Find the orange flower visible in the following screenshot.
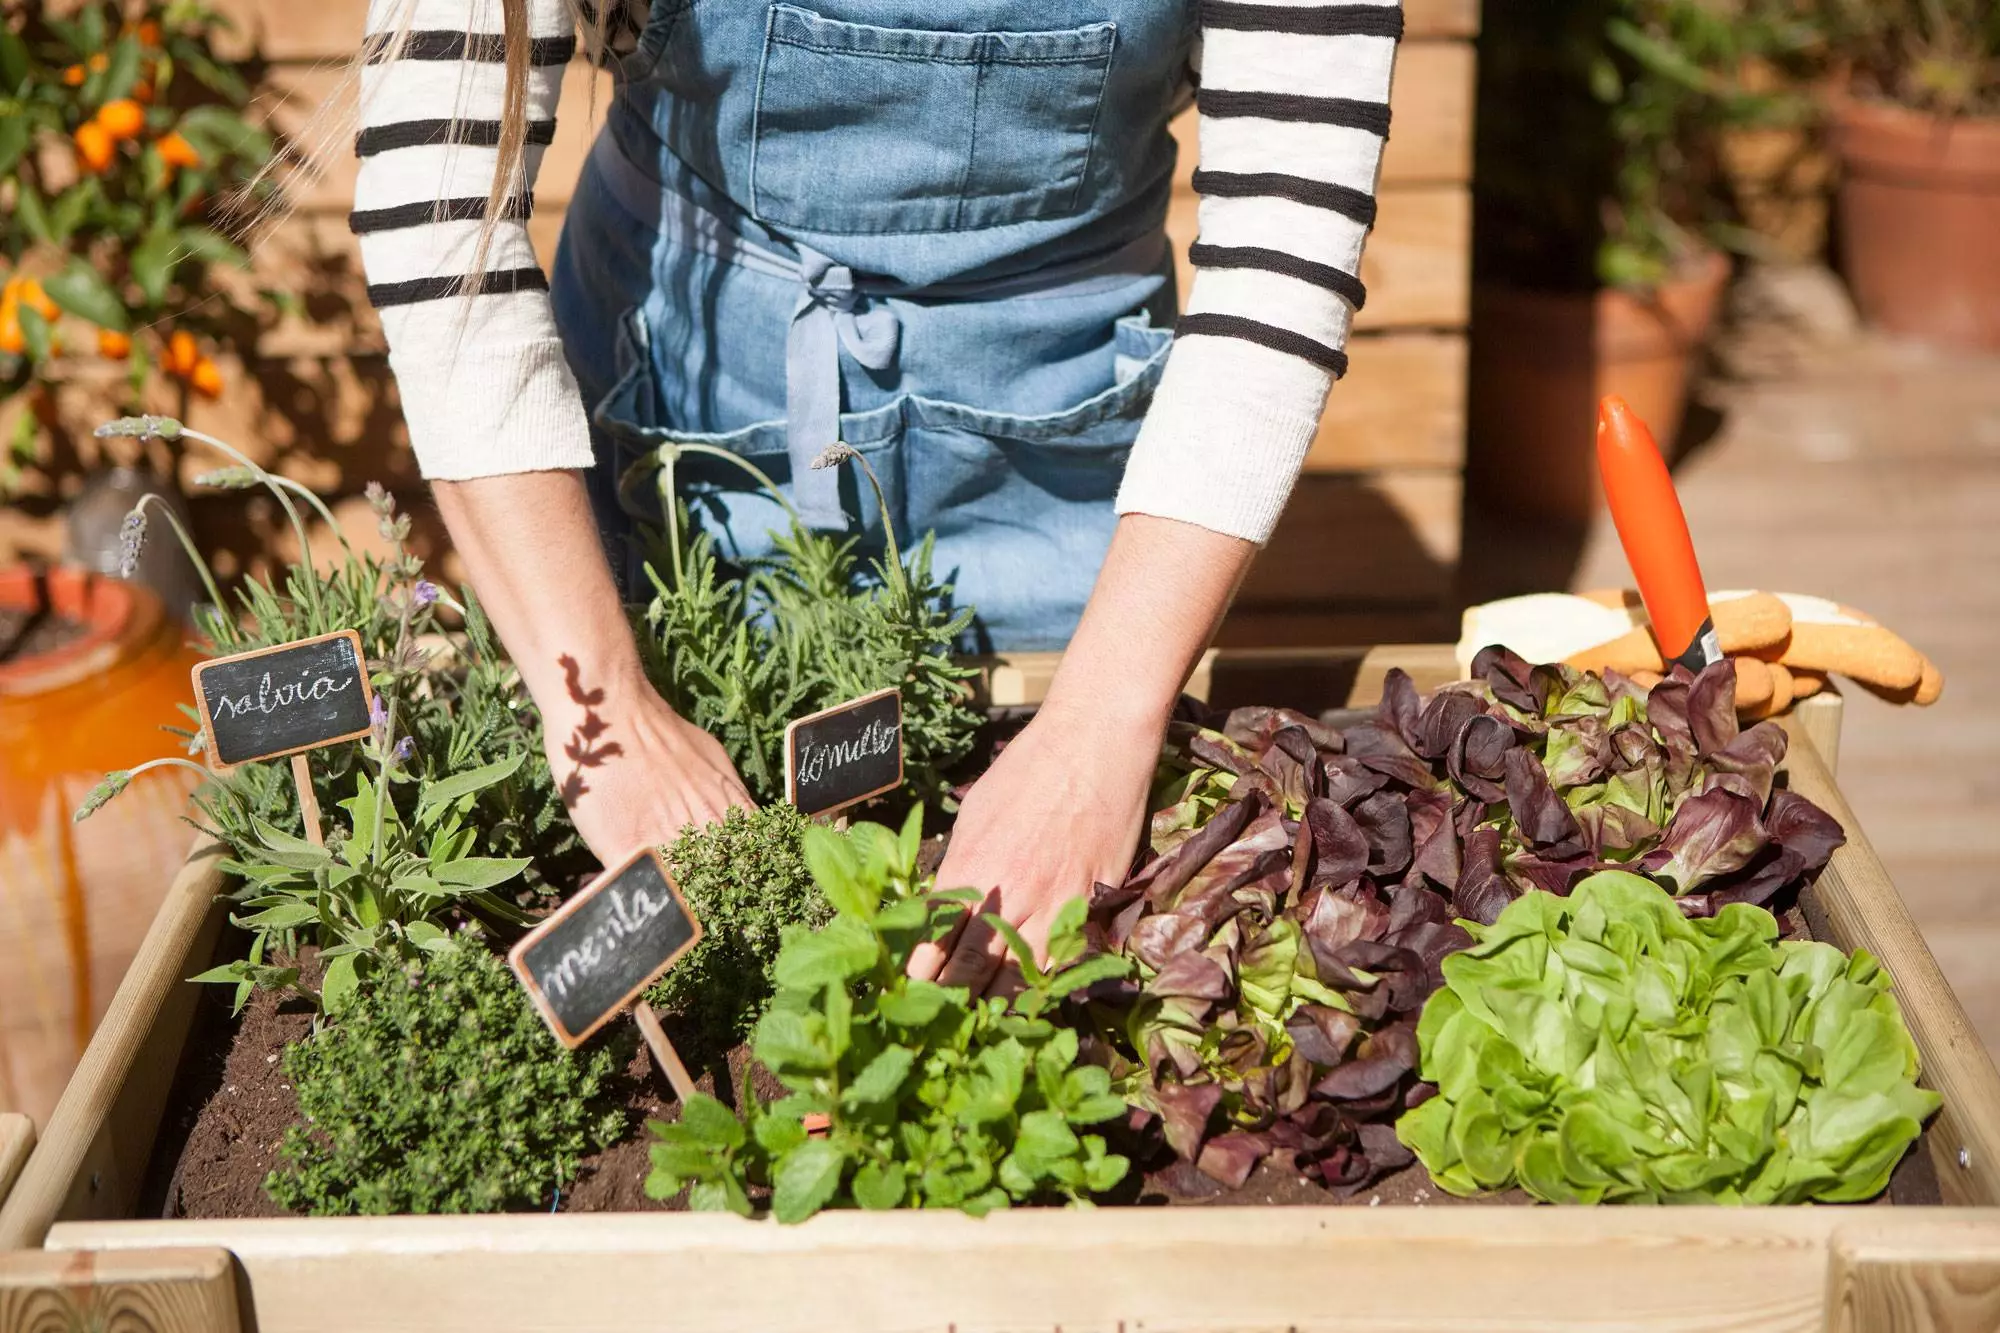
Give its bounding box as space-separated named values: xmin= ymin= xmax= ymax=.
xmin=96 ymin=328 xmax=132 ymax=359
xmin=155 ymin=131 xmax=201 ymax=169
xmin=189 ymin=357 xmax=224 ymax=400
xmin=165 ymin=329 xmax=199 ymax=377
xmin=132 ymin=76 xmax=154 ymax=104
xmin=0 ymin=306 xmax=22 ymax=357
xmin=74 ymin=120 xmax=115 ymax=173
xmin=97 ymin=99 xmax=145 ymax=141
xmin=62 ymin=64 xmax=86 ymax=86
xmin=136 ymin=20 xmax=162 ymax=46
xmin=88 ymin=52 xmax=108 ymax=73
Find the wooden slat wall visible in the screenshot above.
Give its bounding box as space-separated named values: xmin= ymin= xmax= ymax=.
xmin=8 ymin=0 xmax=1475 ymax=642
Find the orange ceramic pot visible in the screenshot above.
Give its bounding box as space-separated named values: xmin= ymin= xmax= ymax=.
xmin=0 ymin=567 xmax=204 ymax=1127
xmin=1467 ymin=249 xmax=1731 ymax=525
xmin=1833 ymin=99 xmax=2000 ymax=350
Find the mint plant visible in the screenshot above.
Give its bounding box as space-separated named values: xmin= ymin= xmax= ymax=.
xmin=634 ymin=441 xmax=979 ymax=809
xmin=645 ymin=811 xmax=1133 ymax=1221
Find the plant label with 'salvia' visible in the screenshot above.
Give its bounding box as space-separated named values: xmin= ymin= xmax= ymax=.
xmin=509 ymin=848 xmax=703 ymax=1048
xmin=191 ymin=629 xmax=375 ymax=769
xmin=785 ymin=686 xmax=904 ymax=817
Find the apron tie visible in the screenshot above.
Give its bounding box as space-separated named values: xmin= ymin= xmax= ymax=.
xmin=787 ymin=245 xmax=900 ymax=528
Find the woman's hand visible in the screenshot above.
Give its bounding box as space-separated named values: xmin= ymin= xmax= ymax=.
xmin=432 ymin=470 xmax=753 ymax=868
xmin=909 ymin=513 xmax=1259 ymax=992
xmin=540 ymin=656 xmax=754 ymax=863
xmin=909 ymin=700 xmax=1159 ymax=991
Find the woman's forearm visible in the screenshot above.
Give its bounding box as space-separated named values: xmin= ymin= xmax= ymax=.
xmin=1041 ymin=513 xmax=1256 ymax=733
xmin=431 ymin=471 xmax=647 ymax=712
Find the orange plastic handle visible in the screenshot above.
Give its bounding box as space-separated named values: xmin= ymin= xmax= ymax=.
xmin=1596 ymin=395 xmax=1714 ymax=666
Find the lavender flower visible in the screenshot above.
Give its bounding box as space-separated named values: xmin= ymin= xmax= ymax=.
xmin=369 ymin=695 xmax=389 ymax=730
xmin=117 ymin=510 xmax=148 ymax=579
xmin=412 ymin=579 xmax=439 ymax=608
xmin=73 ymin=771 xmax=132 ymax=822
xmin=810 ymin=443 xmax=857 ymax=470
xmin=392 ymin=735 xmax=416 ymax=764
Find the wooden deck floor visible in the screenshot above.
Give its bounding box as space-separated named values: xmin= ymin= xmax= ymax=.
xmin=1561 ymin=335 xmax=2000 ymax=1058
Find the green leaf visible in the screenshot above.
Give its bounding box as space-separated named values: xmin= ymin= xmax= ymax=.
xmin=431 ymin=856 xmax=531 ymax=892
xmin=851 ymin=1160 xmax=907 ymax=1210
xmin=414 ymin=753 xmax=526 ymax=825
xmin=803 ymin=823 xmax=876 ymax=921
xmin=12 ymin=186 xmax=50 ymax=246
xmin=772 ymin=916 xmax=878 ymax=992
xmin=896 ymin=803 xmax=923 ymax=873
xmin=130 ymin=227 xmax=179 ymax=306
xmin=233 ymin=902 xmax=317 ymax=930
xmin=174 ymin=226 xmax=250 ymax=269
xmin=16 ymin=305 xmax=50 ymax=363
xmin=876 ymin=979 xmax=957 ymax=1029
xmin=176 ymin=104 xmax=271 ymax=164
xmin=843 ymin=1044 xmax=916 ymax=1109
xmin=753 ymin=1112 xmax=809 ymax=1156
xmin=100 ymin=35 xmax=142 ymax=102
xmin=44 ymin=261 xmax=127 ymax=331
xmin=0 ymin=116 xmax=29 ymax=178
xmin=320 ymin=953 xmax=361 ymax=1014
xmin=677 ymin=1093 xmax=748 ymax=1151
xmin=981 ymin=913 xmax=1044 ymax=986
xmin=0 ymin=29 xmax=29 ymax=93
xmin=1016 ymin=1109 xmax=1079 ymax=1161
xmin=403 ymin=921 xmax=451 ymax=954
xmin=771 ymin=1139 xmax=847 ymax=1224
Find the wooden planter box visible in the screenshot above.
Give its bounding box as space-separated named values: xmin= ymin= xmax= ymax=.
xmin=6 ymin=647 xmax=2000 ymax=1333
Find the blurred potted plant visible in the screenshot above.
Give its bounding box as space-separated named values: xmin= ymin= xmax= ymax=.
xmin=1468 ymin=0 xmax=1800 ymax=524
xmin=1811 ymin=0 xmax=1999 ymax=348
xmin=0 ymin=1 xmax=282 ymax=584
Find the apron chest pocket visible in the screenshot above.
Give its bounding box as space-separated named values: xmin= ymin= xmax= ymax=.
xmin=750 ymin=4 xmax=1116 ymax=235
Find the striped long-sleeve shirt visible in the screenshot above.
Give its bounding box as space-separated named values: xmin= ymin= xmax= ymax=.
xmin=353 ymin=0 xmax=1401 ymax=545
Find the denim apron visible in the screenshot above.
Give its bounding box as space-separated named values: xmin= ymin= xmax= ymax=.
xmin=550 ymin=0 xmax=1198 ymax=651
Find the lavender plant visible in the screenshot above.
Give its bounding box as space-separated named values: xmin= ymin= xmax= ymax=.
xmin=635 ymin=442 xmax=979 ymax=809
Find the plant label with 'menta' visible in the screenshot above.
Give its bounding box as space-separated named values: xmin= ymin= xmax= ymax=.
xmin=509 ymin=848 xmax=703 ymax=1048
xmin=785 ymin=686 xmax=904 ymax=816
xmin=191 ymin=629 xmax=375 ymax=769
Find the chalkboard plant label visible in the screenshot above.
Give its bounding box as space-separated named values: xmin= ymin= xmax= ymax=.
xmin=509 ymin=847 xmax=704 ymax=1048
xmin=191 ymin=629 xmax=375 ymax=769
xmin=785 ymin=686 xmax=904 ymax=817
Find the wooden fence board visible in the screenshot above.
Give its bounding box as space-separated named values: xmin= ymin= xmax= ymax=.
xmin=1315 ymin=332 xmax=1466 ymax=471
xmin=1239 ymin=469 xmax=1462 ymax=607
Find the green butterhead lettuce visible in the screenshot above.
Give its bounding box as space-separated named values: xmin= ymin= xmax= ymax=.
xmin=1397 ymin=871 xmax=1938 ymax=1203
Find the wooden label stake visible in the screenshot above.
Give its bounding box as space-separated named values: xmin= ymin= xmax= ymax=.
xmin=633 ymin=1001 xmax=698 ymax=1104
xmin=290 ymin=754 xmax=324 ymax=847
xmin=508 ymin=846 xmax=704 ymax=1049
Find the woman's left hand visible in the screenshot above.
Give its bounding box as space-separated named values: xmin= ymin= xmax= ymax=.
xmin=908 ymin=699 xmax=1161 ymax=992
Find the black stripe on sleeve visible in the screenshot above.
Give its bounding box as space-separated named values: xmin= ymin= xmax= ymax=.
xmin=1174 ymin=312 xmax=1349 ymax=378
xmin=1197 ymin=88 xmax=1392 ymax=136
xmin=1189 ymin=242 xmax=1369 ymax=310
xmin=355 ymin=118 xmax=557 ymax=157
xmin=1200 ymin=1 xmax=1405 ymax=38
xmin=367 ymin=266 xmax=550 ymax=309
xmin=349 ymin=194 xmax=534 ymax=235
xmin=365 ymin=31 xmax=577 ymax=65
xmin=1192 ymin=169 xmax=1377 ymax=226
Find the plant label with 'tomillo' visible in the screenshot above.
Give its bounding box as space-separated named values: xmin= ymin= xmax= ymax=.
xmin=191 ymin=629 xmax=375 ymax=769
xmin=785 ymin=686 xmax=904 ymax=817
xmin=508 ymin=847 xmax=704 ymax=1048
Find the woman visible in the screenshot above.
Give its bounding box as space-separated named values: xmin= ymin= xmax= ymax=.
xmin=353 ymin=0 xmax=1401 ymax=989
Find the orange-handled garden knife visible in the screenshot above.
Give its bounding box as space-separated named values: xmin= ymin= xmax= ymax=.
xmin=1596 ymin=395 xmax=1721 ymax=672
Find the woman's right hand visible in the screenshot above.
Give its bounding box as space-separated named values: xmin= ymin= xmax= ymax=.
xmin=431 ymin=470 xmax=753 ymax=869
xmin=539 ymin=657 xmax=755 ymax=863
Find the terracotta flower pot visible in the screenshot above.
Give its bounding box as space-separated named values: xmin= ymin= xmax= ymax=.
xmin=1467 ymin=249 xmax=1732 ymax=526
xmin=1833 ymin=99 xmax=2000 ymax=350
xmin=0 ymin=567 xmax=204 ymax=1127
